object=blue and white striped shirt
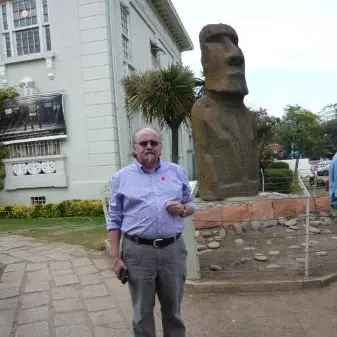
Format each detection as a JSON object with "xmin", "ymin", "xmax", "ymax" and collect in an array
[{"xmin": 106, "ymin": 160, "xmax": 194, "ymax": 238}]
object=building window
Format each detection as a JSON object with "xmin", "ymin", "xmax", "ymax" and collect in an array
[
  {"xmin": 31, "ymin": 196, "xmax": 46, "ymax": 205},
  {"xmin": 150, "ymin": 41, "xmax": 161, "ymax": 69},
  {"xmin": 7, "ymin": 139, "xmax": 61, "ymax": 159},
  {"xmin": 120, "ymin": 3, "xmax": 131, "ymax": 61},
  {"xmin": 0, "ymin": 0, "xmax": 51, "ymax": 58}
]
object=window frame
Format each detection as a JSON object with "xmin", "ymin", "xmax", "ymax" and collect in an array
[
  {"xmin": 0, "ymin": 0, "xmax": 51, "ymax": 59},
  {"xmin": 120, "ymin": 3, "xmax": 131, "ymax": 62}
]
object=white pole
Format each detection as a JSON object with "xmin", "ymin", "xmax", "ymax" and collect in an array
[
  {"xmin": 297, "ymin": 173, "xmax": 311, "ymax": 277},
  {"xmin": 183, "ymin": 181, "xmax": 201, "ymax": 280}
]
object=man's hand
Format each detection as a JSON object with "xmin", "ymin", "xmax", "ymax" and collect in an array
[
  {"xmin": 166, "ymin": 201, "xmax": 184, "ymax": 216},
  {"xmin": 111, "ymin": 256, "xmax": 126, "ymax": 280}
]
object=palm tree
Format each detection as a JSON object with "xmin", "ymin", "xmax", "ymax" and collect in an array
[{"xmin": 122, "ymin": 64, "xmax": 196, "ymax": 164}]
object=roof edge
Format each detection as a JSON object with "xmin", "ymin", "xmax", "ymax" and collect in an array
[{"xmin": 151, "ymin": 0, "xmax": 194, "ymax": 52}]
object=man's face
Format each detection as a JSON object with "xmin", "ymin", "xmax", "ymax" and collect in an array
[
  {"xmin": 200, "ymin": 24, "xmax": 248, "ymax": 96},
  {"xmin": 133, "ymin": 129, "xmax": 162, "ymax": 168}
]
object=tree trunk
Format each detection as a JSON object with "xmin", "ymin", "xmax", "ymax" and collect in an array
[
  {"xmin": 171, "ymin": 125, "xmax": 179, "ymax": 164},
  {"xmin": 294, "ymin": 155, "xmax": 300, "ymax": 181}
]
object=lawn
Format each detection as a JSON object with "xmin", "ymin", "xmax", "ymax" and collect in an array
[{"xmin": 0, "ymin": 216, "xmax": 107, "ymax": 251}]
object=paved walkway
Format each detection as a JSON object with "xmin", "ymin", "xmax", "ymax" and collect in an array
[
  {"xmin": 2, "ymin": 233, "xmax": 337, "ymax": 337},
  {"xmin": 0, "ymin": 234, "xmax": 158, "ymax": 337}
]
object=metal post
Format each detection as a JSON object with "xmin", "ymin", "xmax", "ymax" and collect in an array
[
  {"xmin": 304, "ymin": 195, "xmax": 310, "ymax": 277},
  {"xmin": 182, "ymin": 181, "xmax": 201, "ymax": 280},
  {"xmin": 260, "ymin": 169, "xmax": 265, "ymax": 192},
  {"xmin": 297, "ymin": 173, "xmax": 311, "ymax": 277}
]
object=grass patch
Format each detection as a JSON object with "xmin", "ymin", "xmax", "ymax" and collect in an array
[{"xmin": 0, "ymin": 216, "xmax": 107, "ymax": 251}]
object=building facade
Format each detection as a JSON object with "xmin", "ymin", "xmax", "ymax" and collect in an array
[{"xmin": 0, "ymin": 0, "xmax": 193, "ymax": 205}]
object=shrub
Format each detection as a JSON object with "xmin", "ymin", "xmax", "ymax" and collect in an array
[
  {"xmin": 0, "ymin": 207, "xmax": 6, "ymax": 218},
  {"xmin": 31, "ymin": 204, "xmax": 61, "ymax": 218},
  {"xmin": 266, "ymin": 161, "xmax": 290, "ymax": 169},
  {"xmin": 11, "ymin": 205, "xmax": 32, "ymax": 218},
  {"xmin": 262, "ymin": 168, "xmax": 293, "ymax": 194},
  {"xmin": 0, "ymin": 199, "xmax": 104, "ymax": 219}
]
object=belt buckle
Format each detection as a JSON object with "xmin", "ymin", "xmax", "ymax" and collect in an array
[{"xmin": 153, "ymin": 238, "xmax": 163, "ymax": 248}]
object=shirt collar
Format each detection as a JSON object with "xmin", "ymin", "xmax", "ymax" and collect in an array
[{"xmin": 135, "ymin": 159, "xmax": 162, "ymax": 173}]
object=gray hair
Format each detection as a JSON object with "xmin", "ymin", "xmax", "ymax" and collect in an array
[{"xmin": 131, "ymin": 127, "xmax": 162, "ymax": 145}]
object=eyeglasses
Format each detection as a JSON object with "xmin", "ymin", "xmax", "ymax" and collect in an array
[{"xmin": 135, "ymin": 140, "xmax": 161, "ymax": 147}]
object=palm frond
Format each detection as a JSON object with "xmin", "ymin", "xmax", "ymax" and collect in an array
[{"xmin": 122, "ymin": 64, "xmax": 196, "ymax": 129}]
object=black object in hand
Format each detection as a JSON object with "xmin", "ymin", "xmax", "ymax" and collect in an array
[{"xmin": 120, "ymin": 267, "xmax": 129, "ymax": 284}]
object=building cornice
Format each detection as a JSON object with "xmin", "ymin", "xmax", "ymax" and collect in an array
[{"xmin": 150, "ymin": 0, "xmax": 193, "ymax": 52}]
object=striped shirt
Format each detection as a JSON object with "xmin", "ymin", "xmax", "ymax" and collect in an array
[{"xmin": 106, "ymin": 160, "xmax": 194, "ymax": 238}]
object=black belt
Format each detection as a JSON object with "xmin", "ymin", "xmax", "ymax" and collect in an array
[{"xmin": 124, "ymin": 233, "xmax": 181, "ymax": 248}]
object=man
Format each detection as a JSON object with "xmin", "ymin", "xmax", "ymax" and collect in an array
[
  {"xmin": 106, "ymin": 127, "xmax": 195, "ymax": 337},
  {"xmin": 329, "ymin": 152, "xmax": 337, "ymax": 210}
]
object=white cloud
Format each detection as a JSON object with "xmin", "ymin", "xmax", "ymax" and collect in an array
[{"xmin": 172, "ymin": 0, "xmax": 337, "ymax": 71}]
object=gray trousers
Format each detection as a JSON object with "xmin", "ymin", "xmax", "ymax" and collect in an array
[{"xmin": 122, "ymin": 236, "xmax": 187, "ymax": 337}]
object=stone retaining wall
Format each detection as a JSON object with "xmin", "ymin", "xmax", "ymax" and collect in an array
[{"xmin": 194, "ymin": 196, "xmax": 330, "ymax": 229}]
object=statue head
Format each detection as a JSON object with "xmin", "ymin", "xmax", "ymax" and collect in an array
[{"xmin": 200, "ymin": 24, "xmax": 248, "ymax": 96}]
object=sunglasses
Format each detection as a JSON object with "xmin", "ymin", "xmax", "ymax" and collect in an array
[{"xmin": 136, "ymin": 140, "xmax": 161, "ymax": 147}]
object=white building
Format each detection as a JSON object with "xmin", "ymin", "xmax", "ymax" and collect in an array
[{"xmin": 0, "ymin": 0, "xmax": 194, "ymax": 205}]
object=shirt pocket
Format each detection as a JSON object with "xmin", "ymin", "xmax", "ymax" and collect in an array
[{"xmin": 157, "ymin": 177, "xmax": 183, "ymax": 201}]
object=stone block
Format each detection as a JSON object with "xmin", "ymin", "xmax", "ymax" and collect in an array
[
  {"xmin": 15, "ymin": 321, "xmax": 49, "ymax": 337},
  {"xmin": 49, "ymin": 261, "xmax": 72, "ymax": 271},
  {"xmin": 26, "ymin": 263, "xmax": 48, "ymax": 271},
  {"xmin": 53, "ymin": 298, "xmax": 84, "ymax": 312},
  {"xmin": 0, "ymin": 287, "xmax": 19, "ymax": 299},
  {"xmin": 54, "ymin": 311, "xmax": 87, "ymax": 327},
  {"xmin": 79, "ymin": 273, "xmax": 103, "ymax": 286},
  {"xmin": 51, "ymin": 285, "xmax": 81, "ymax": 300},
  {"xmin": 53, "ymin": 274, "xmax": 80, "ymax": 286},
  {"xmin": 193, "ymin": 207, "xmax": 222, "ymax": 229},
  {"xmin": 221, "ymin": 203, "xmax": 249, "ymax": 227},
  {"xmin": 75, "ymin": 265, "xmax": 98, "ymax": 275},
  {"xmin": 4, "ymin": 263, "xmax": 26, "ymax": 272},
  {"xmin": 247, "ymin": 199, "xmax": 274, "ymax": 220},
  {"xmin": 81, "ymin": 284, "xmax": 109, "ymax": 299},
  {"xmin": 273, "ymin": 199, "xmax": 297, "ymax": 218},
  {"xmin": 55, "ymin": 324, "xmax": 92, "ymax": 337},
  {"xmin": 20, "ymin": 292, "xmax": 49, "ymax": 309},
  {"xmin": 0, "ymin": 297, "xmax": 18, "ymax": 310},
  {"xmin": 314, "ymin": 196, "xmax": 330, "ymax": 212},
  {"xmin": 89, "ymin": 309, "xmax": 124, "ymax": 325},
  {"xmin": 27, "ymin": 270, "xmax": 51, "ymax": 282},
  {"xmin": 85, "ymin": 296, "xmax": 117, "ymax": 311},
  {"xmin": 18, "ymin": 306, "xmax": 49, "ymax": 324}
]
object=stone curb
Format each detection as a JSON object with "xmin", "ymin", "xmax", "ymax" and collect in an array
[{"xmin": 185, "ymin": 273, "xmax": 337, "ymax": 294}]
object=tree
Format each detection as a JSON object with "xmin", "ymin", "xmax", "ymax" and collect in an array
[
  {"xmin": 0, "ymin": 86, "xmax": 20, "ymax": 190},
  {"xmin": 275, "ymin": 105, "xmax": 321, "ymax": 178},
  {"xmin": 249, "ymin": 107, "xmax": 280, "ymax": 169},
  {"xmin": 122, "ymin": 64, "xmax": 196, "ymax": 163}
]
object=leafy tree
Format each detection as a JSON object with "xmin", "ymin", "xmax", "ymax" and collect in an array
[
  {"xmin": 275, "ymin": 105, "xmax": 321, "ymax": 178},
  {"xmin": 0, "ymin": 86, "xmax": 20, "ymax": 190},
  {"xmin": 249, "ymin": 107, "xmax": 280, "ymax": 169},
  {"xmin": 122, "ymin": 64, "xmax": 196, "ymax": 163},
  {"xmin": 322, "ymin": 118, "xmax": 337, "ymax": 152}
]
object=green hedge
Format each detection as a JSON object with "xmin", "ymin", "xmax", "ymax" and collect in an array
[
  {"xmin": 262, "ymin": 168, "xmax": 293, "ymax": 194},
  {"xmin": 0, "ymin": 199, "xmax": 104, "ymax": 219},
  {"xmin": 265, "ymin": 161, "xmax": 290, "ymax": 169}
]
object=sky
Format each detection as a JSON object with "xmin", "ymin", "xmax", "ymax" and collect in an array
[{"xmin": 171, "ymin": 0, "xmax": 337, "ymax": 117}]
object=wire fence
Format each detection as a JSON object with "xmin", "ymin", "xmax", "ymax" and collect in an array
[{"xmin": 193, "ymin": 170, "xmax": 335, "ymax": 282}]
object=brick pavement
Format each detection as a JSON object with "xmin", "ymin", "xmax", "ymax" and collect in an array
[{"xmin": 0, "ymin": 234, "xmax": 163, "ymax": 337}]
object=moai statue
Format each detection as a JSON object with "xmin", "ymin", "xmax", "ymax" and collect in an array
[{"xmin": 191, "ymin": 24, "xmax": 259, "ymax": 201}]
